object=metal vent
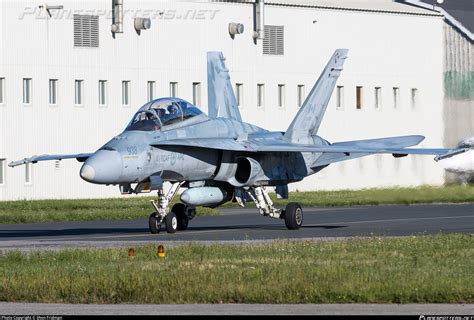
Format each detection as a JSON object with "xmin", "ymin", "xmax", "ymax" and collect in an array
[
  {"xmin": 74, "ymin": 14, "xmax": 99, "ymax": 48},
  {"xmin": 263, "ymin": 25, "xmax": 284, "ymax": 55}
]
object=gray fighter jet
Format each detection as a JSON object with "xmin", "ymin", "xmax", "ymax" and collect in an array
[{"xmin": 10, "ymin": 49, "xmax": 469, "ymax": 233}]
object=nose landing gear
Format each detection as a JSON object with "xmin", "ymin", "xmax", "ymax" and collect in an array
[{"xmin": 149, "ymin": 181, "xmax": 195, "ymax": 234}]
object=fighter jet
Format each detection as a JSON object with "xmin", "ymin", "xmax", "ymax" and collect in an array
[{"xmin": 9, "ymin": 49, "xmax": 470, "ymax": 233}]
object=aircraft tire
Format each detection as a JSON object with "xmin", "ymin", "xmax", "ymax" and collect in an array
[
  {"xmin": 165, "ymin": 211, "xmax": 178, "ymax": 233},
  {"xmin": 172, "ymin": 203, "xmax": 189, "ymax": 231},
  {"xmin": 284, "ymin": 202, "xmax": 303, "ymax": 230},
  {"xmin": 149, "ymin": 213, "xmax": 161, "ymax": 234}
]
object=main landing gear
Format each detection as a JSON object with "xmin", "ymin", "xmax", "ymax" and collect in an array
[
  {"xmin": 241, "ymin": 186, "xmax": 303, "ymax": 230},
  {"xmin": 149, "ymin": 182, "xmax": 196, "ymax": 234}
]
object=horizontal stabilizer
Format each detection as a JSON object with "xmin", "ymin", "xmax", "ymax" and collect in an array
[
  {"xmin": 331, "ymin": 135, "xmax": 425, "ymax": 149},
  {"xmin": 9, "ymin": 153, "xmax": 93, "ymax": 167}
]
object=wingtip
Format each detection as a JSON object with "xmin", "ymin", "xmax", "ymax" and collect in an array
[
  {"xmin": 335, "ymin": 48, "xmax": 349, "ymax": 58},
  {"xmin": 207, "ymin": 51, "xmax": 224, "ymax": 58},
  {"xmin": 8, "ymin": 160, "xmax": 24, "ymax": 168}
]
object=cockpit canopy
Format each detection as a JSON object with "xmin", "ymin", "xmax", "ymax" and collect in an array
[{"xmin": 126, "ymin": 98, "xmax": 203, "ymax": 132}]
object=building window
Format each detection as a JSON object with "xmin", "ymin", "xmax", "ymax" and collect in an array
[
  {"xmin": 49, "ymin": 79, "xmax": 58, "ymax": 105},
  {"xmin": 75, "ymin": 80, "xmax": 83, "ymax": 106},
  {"xmin": 336, "ymin": 86, "xmax": 344, "ymax": 110},
  {"xmin": 393, "ymin": 87, "xmax": 400, "ymax": 109},
  {"xmin": 74, "ymin": 14, "xmax": 99, "ymax": 48},
  {"xmin": 192, "ymin": 82, "xmax": 201, "ymax": 106},
  {"xmin": 170, "ymin": 82, "xmax": 178, "ymax": 97},
  {"xmin": 263, "ymin": 25, "xmax": 284, "ymax": 55},
  {"xmin": 278, "ymin": 84, "xmax": 285, "ymax": 108},
  {"xmin": 147, "ymin": 81, "xmax": 155, "ymax": 101},
  {"xmin": 257, "ymin": 84, "xmax": 265, "ymax": 108},
  {"xmin": 297, "ymin": 85, "xmax": 305, "ymax": 108},
  {"xmin": 0, "ymin": 78, "xmax": 4, "ymax": 104},
  {"xmin": 99, "ymin": 80, "xmax": 107, "ymax": 106},
  {"xmin": 0, "ymin": 159, "xmax": 5, "ymax": 185},
  {"xmin": 356, "ymin": 86, "xmax": 363, "ymax": 110},
  {"xmin": 235, "ymin": 83, "xmax": 243, "ymax": 107},
  {"xmin": 23, "ymin": 78, "xmax": 32, "ymax": 105},
  {"xmin": 374, "ymin": 87, "xmax": 382, "ymax": 110},
  {"xmin": 411, "ymin": 88, "xmax": 418, "ymax": 109},
  {"xmin": 122, "ymin": 81, "xmax": 130, "ymax": 106},
  {"xmin": 25, "ymin": 163, "xmax": 32, "ymax": 185}
]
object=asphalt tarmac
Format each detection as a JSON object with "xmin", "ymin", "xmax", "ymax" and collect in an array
[
  {"xmin": 0, "ymin": 204, "xmax": 472, "ymax": 251},
  {"xmin": 0, "ymin": 302, "xmax": 472, "ymax": 315}
]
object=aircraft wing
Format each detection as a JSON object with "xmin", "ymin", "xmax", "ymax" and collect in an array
[
  {"xmin": 151, "ymin": 135, "xmax": 468, "ymax": 162},
  {"xmin": 8, "ymin": 153, "xmax": 93, "ymax": 167}
]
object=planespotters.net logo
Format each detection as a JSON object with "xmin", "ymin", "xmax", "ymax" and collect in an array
[
  {"xmin": 420, "ymin": 316, "xmax": 474, "ymax": 320},
  {"xmin": 18, "ymin": 7, "xmax": 220, "ymax": 21}
]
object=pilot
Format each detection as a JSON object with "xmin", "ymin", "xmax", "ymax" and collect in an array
[
  {"xmin": 167, "ymin": 104, "xmax": 179, "ymax": 115},
  {"xmin": 157, "ymin": 108, "xmax": 166, "ymax": 118}
]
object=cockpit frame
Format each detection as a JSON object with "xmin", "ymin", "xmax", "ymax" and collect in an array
[{"xmin": 126, "ymin": 98, "xmax": 203, "ymax": 132}]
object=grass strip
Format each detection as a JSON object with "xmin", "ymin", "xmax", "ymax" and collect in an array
[
  {"xmin": 0, "ymin": 234, "xmax": 472, "ymax": 304},
  {"xmin": 0, "ymin": 185, "xmax": 472, "ymax": 224}
]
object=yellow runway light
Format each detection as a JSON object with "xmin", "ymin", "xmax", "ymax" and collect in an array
[{"xmin": 157, "ymin": 245, "xmax": 165, "ymax": 258}]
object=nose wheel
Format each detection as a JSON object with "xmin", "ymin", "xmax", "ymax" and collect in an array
[
  {"xmin": 149, "ymin": 213, "xmax": 161, "ymax": 234},
  {"xmin": 164, "ymin": 211, "xmax": 178, "ymax": 233},
  {"xmin": 171, "ymin": 203, "xmax": 192, "ymax": 231},
  {"xmin": 148, "ymin": 181, "xmax": 194, "ymax": 234}
]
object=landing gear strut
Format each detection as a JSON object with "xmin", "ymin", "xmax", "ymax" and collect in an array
[
  {"xmin": 244, "ymin": 186, "xmax": 303, "ymax": 230},
  {"xmin": 148, "ymin": 181, "xmax": 195, "ymax": 234}
]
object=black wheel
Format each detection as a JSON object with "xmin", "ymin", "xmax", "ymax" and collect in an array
[
  {"xmin": 284, "ymin": 202, "xmax": 303, "ymax": 230},
  {"xmin": 165, "ymin": 211, "xmax": 178, "ymax": 233},
  {"xmin": 149, "ymin": 213, "xmax": 161, "ymax": 234},
  {"xmin": 172, "ymin": 203, "xmax": 189, "ymax": 231}
]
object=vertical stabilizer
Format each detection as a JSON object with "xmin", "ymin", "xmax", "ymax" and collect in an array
[
  {"xmin": 284, "ymin": 49, "xmax": 349, "ymax": 143},
  {"xmin": 207, "ymin": 52, "xmax": 243, "ymax": 122}
]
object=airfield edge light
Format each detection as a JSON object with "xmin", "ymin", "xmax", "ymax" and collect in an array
[
  {"xmin": 128, "ymin": 247, "xmax": 136, "ymax": 259},
  {"xmin": 157, "ymin": 245, "xmax": 165, "ymax": 258}
]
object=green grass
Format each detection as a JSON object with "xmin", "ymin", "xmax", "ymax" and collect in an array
[
  {"xmin": 0, "ymin": 185, "xmax": 472, "ymax": 224},
  {"xmin": 0, "ymin": 234, "xmax": 472, "ymax": 304},
  {"xmin": 0, "ymin": 197, "xmax": 219, "ymax": 224}
]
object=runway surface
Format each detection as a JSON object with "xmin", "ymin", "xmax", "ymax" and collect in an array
[
  {"xmin": 1, "ymin": 302, "xmax": 472, "ymax": 315},
  {"xmin": 0, "ymin": 204, "xmax": 472, "ymax": 251}
]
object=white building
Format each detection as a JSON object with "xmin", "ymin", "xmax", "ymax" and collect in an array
[{"xmin": 0, "ymin": 0, "xmax": 472, "ymax": 200}]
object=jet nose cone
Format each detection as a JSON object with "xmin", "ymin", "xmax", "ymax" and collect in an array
[
  {"xmin": 80, "ymin": 165, "xmax": 95, "ymax": 181},
  {"xmin": 80, "ymin": 150, "xmax": 123, "ymax": 184}
]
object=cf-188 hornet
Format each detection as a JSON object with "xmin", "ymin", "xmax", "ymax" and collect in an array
[{"xmin": 10, "ymin": 49, "xmax": 469, "ymax": 233}]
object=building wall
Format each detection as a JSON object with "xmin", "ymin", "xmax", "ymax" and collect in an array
[{"xmin": 0, "ymin": 0, "xmax": 446, "ymax": 200}]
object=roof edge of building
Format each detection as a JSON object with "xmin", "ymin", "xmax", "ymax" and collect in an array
[
  {"xmin": 398, "ymin": 0, "xmax": 474, "ymax": 41},
  {"xmin": 265, "ymin": 1, "xmax": 442, "ymax": 17},
  {"xmin": 210, "ymin": 1, "xmax": 443, "ymax": 17}
]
